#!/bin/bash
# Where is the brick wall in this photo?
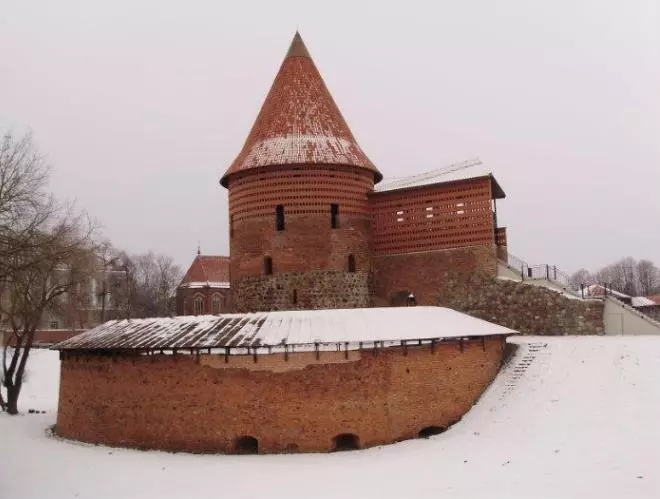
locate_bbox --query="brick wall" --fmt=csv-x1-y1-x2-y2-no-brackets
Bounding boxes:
228,166,373,311
369,177,496,256
55,336,507,453
438,274,604,335
373,245,498,306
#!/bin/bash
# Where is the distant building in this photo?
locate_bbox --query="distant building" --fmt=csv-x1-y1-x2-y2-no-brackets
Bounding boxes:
176,253,230,315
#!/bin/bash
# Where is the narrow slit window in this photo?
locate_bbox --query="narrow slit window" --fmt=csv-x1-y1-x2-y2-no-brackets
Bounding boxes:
292,289,298,304
348,254,356,273
276,205,285,231
264,256,273,275
331,204,339,229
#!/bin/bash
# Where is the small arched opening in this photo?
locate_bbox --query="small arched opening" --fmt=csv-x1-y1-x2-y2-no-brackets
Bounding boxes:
418,426,446,439
234,436,259,455
332,433,360,452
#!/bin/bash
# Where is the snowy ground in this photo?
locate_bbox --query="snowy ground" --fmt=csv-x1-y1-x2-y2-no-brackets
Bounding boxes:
2,337,660,499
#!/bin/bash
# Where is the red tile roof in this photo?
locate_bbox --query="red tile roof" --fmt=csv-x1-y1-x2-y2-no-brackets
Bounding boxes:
647,295,660,305
179,255,229,287
220,32,381,187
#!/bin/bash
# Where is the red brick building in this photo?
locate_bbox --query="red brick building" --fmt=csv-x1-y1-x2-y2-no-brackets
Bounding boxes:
178,32,508,313
176,253,231,315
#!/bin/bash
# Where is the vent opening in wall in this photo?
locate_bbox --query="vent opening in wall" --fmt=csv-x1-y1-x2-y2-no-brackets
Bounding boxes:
332,433,359,452
234,436,259,454
276,205,285,231
264,256,273,275
331,203,339,229
348,254,356,273
292,289,298,304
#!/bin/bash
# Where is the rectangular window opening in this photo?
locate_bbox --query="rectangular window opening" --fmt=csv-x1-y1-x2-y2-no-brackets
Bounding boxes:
331,204,339,229
276,205,285,231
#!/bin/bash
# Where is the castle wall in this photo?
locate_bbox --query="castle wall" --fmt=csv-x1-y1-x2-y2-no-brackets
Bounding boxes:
55,336,506,453
369,177,496,256
439,274,604,335
373,245,498,306
228,166,374,311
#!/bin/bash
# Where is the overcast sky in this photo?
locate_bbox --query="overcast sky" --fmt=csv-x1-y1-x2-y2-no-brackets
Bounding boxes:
2,0,658,273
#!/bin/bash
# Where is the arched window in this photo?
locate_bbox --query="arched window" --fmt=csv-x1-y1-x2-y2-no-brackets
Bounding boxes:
332,433,359,452
212,294,222,315
347,254,356,273
234,436,259,455
275,205,285,231
264,256,273,275
193,295,205,315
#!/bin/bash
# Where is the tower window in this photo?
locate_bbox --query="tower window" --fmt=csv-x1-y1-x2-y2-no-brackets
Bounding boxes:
276,205,285,231
331,204,339,229
264,256,273,275
348,254,356,273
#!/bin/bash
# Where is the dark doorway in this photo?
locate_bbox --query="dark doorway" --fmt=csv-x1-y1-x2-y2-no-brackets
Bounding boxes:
332,433,360,451
418,426,446,439
235,436,259,454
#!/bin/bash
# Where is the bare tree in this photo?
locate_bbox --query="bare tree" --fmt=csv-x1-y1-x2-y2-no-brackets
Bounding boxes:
111,251,182,319
637,259,658,296
0,131,96,414
569,268,595,289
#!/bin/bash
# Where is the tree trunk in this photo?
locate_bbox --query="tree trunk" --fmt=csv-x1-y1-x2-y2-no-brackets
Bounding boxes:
6,384,20,415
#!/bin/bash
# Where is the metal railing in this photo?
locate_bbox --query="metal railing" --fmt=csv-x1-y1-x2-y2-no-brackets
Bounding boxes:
502,253,578,294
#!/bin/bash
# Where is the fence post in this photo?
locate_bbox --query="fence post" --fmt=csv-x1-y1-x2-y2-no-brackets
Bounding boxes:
546,264,550,280
553,266,557,281
521,265,525,280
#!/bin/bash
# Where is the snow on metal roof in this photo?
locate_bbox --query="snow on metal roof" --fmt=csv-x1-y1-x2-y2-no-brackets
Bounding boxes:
631,296,658,307
179,281,230,289
373,158,505,198
53,307,515,353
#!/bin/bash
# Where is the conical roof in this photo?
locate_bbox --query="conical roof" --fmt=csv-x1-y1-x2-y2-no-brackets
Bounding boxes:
220,32,381,187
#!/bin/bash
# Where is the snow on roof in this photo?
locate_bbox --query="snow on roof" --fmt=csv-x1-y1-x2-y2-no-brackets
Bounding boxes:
631,296,658,307
179,255,229,288
53,306,515,352
373,158,505,198
221,32,380,186
179,281,230,289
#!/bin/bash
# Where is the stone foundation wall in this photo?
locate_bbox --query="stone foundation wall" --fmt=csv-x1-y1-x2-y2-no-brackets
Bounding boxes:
438,275,604,335
232,270,371,312
55,336,507,453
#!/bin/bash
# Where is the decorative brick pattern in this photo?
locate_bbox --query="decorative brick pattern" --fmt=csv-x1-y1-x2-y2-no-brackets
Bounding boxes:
369,178,495,256
55,336,506,453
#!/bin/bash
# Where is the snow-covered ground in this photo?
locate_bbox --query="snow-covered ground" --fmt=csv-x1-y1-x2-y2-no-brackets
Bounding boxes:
2,337,660,499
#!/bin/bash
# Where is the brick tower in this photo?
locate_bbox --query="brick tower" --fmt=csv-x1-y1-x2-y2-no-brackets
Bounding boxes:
221,32,381,312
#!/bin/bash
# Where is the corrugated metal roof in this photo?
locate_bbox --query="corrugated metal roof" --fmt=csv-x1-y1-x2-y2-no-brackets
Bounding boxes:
53,307,515,353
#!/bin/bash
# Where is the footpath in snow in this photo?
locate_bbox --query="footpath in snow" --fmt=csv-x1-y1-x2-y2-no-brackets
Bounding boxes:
2,336,659,499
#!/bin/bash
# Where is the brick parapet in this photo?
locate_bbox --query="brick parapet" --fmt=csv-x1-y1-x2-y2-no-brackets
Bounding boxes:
55,336,506,453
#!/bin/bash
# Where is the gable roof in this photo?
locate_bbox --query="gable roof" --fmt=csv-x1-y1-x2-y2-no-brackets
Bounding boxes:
52,306,516,352
220,32,381,187
179,255,229,289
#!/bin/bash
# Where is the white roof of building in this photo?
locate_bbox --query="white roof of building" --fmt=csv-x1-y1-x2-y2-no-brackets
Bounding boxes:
53,306,516,353
373,158,505,198
631,296,657,307
179,281,230,289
